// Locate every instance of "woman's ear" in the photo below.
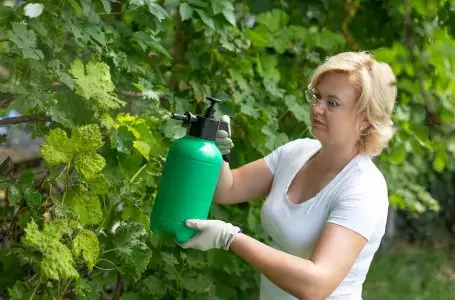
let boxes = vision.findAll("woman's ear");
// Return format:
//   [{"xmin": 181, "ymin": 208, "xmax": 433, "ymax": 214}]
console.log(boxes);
[
  {"xmin": 358, "ymin": 112, "xmax": 371, "ymax": 132},
  {"xmin": 360, "ymin": 119, "xmax": 370, "ymax": 132}
]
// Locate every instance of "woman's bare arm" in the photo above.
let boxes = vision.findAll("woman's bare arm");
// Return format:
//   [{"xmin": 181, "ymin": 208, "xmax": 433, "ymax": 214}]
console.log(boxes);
[{"xmin": 213, "ymin": 158, "xmax": 273, "ymax": 205}]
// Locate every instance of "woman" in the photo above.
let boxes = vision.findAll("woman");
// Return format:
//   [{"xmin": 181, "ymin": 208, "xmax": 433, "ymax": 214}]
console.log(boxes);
[{"xmin": 180, "ymin": 51, "xmax": 397, "ymax": 300}]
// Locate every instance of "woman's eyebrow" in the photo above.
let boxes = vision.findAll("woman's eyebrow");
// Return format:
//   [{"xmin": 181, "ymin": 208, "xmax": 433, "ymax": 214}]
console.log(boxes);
[{"xmin": 327, "ymin": 94, "xmax": 344, "ymax": 103}]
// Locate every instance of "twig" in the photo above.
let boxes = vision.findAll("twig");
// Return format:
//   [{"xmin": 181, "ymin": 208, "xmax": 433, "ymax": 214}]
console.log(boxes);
[{"xmin": 0, "ymin": 115, "xmax": 50, "ymax": 126}]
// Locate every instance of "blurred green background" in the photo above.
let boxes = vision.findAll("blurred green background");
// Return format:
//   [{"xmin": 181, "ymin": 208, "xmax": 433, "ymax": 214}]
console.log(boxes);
[{"xmin": 1, "ymin": 0, "xmax": 455, "ymax": 299}]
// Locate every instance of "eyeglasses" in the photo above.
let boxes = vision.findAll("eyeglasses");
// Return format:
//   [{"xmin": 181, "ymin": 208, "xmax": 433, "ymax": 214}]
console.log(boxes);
[{"xmin": 305, "ymin": 89, "xmax": 344, "ymax": 111}]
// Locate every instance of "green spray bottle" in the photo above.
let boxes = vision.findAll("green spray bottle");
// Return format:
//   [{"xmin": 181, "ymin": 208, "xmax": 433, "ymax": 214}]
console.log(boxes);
[{"xmin": 150, "ymin": 96, "xmax": 231, "ymax": 244}]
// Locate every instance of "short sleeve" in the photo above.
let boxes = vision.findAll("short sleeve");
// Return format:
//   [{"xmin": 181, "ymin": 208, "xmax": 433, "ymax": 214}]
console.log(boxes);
[
  {"xmin": 263, "ymin": 139, "xmax": 311, "ymax": 175},
  {"xmin": 327, "ymin": 182, "xmax": 389, "ymax": 241},
  {"xmin": 263, "ymin": 144, "xmax": 286, "ymax": 175}
]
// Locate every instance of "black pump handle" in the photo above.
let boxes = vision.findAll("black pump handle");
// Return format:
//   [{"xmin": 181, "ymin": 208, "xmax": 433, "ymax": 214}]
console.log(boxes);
[{"xmin": 204, "ymin": 96, "xmax": 223, "ymax": 118}]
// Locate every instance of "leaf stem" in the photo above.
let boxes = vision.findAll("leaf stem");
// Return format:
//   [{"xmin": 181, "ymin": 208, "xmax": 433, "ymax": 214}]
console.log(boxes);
[
  {"xmin": 28, "ymin": 279, "xmax": 40, "ymax": 300},
  {"xmin": 95, "ymin": 258, "xmax": 121, "ymax": 272},
  {"xmin": 58, "ymin": 279, "xmax": 73, "ymax": 300},
  {"xmin": 130, "ymin": 163, "xmax": 147, "ymax": 183},
  {"xmin": 278, "ymin": 109, "xmax": 288, "ymax": 120},
  {"xmin": 102, "ymin": 247, "xmax": 120, "ymax": 254}
]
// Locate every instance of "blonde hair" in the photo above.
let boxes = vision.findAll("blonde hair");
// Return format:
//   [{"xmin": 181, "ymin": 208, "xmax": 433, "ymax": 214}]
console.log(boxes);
[{"xmin": 308, "ymin": 51, "xmax": 397, "ymax": 157}]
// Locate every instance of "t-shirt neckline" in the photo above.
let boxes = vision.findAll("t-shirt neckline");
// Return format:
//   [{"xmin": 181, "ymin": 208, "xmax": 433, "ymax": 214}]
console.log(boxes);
[{"xmin": 284, "ymin": 143, "xmax": 364, "ymax": 208}]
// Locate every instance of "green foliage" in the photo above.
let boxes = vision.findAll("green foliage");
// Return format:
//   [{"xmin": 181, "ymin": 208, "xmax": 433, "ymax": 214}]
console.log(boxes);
[
  {"xmin": 0, "ymin": 0, "xmax": 454, "ymax": 298},
  {"xmin": 364, "ymin": 242, "xmax": 455, "ymax": 300},
  {"xmin": 22, "ymin": 220, "xmax": 79, "ymax": 281}
]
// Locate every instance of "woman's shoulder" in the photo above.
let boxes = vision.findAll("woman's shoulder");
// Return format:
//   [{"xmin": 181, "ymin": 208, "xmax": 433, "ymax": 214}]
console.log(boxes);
[
  {"xmin": 279, "ymin": 137, "xmax": 321, "ymax": 154},
  {"xmin": 338, "ymin": 155, "xmax": 389, "ymax": 204}
]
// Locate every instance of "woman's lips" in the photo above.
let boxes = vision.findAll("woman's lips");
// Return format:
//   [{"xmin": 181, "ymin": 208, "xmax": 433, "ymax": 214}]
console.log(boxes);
[{"xmin": 311, "ymin": 119, "xmax": 326, "ymax": 127}]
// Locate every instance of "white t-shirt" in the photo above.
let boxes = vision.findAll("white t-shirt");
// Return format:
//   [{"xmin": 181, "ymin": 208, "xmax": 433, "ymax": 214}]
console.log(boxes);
[{"xmin": 259, "ymin": 138, "xmax": 389, "ymax": 300}]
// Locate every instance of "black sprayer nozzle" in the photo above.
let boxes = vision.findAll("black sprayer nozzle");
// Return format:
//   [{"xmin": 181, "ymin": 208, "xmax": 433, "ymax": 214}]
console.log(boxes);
[
  {"xmin": 171, "ymin": 112, "xmax": 197, "ymax": 123},
  {"xmin": 204, "ymin": 96, "xmax": 222, "ymax": 119}
]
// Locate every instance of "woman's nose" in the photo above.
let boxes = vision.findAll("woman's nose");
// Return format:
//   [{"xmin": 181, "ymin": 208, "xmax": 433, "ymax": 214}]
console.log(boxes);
[{"xmin": 312, "ymin": 99, "xmax": 326, "ymax": 114}]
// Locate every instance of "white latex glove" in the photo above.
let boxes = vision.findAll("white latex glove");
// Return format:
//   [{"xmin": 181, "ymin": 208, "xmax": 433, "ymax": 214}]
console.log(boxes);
[
  {"xmin": 179, "ymin": 219, "xmax": 241, "ymax": 251},
  {"xmin": 215, "ymin": 115, "xmax": 234, "ymax": 155}
]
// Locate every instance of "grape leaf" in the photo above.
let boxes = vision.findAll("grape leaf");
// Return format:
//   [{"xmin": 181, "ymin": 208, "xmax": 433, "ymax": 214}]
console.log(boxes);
[
  {"xmin": 69, "ymin": 59, "xmax": 125, "ymax": 111},
  {"xmin": 284, "ymin": 95, "xmax": 310, "ymax": 125},
  {"xmin": 47, "ymin": 91, "xmax": 93, "ymax": 128},
  {"xmin": 41, "ymin": 124, "xmax": 106, "ymax": 180},
  {"xmin": 133, "ymin": 141, "xmax": 150, "ymax": 160},
  {"xmin": 110, "ymin": 125, "xmax": 135, "ymax": 154},
  {"xmin": 141, "ymin": 275, "xmax": 166, "ymax": 297},
  {"xmin": 72, "ymin": 229, "xmax": 100, "ymax": 272},
  {"xmin": 7, "ymin": 281, "xmax": 32, "ymax": 300},
  {"xmin": 74, "ymin": 152, "xmax": 106, "ymax": 180},
  {"xmin": 73, "ymin": 278, "xmax": 93, "ymax": 297},
  {"xmin": 65, "ymin": 184, "xmax": 103, "ymax": 225},
  {"xmin": 87, "ymin": 174, "xmax": 111, "ymax": 195},
  {"xmin": 22, "ymin": 187, "xmax": 44, "ymax": 207},
  {"xmin": 72, "ymin": 124, "xmax": 104, "ymax": 152},
  {"xmin": 40, "ymin": 128, "xmax": 73, "ymax": 167},
  {"xmin": 21, "ymin": 220, "xmax": 79, "ymax": 281},
  {"xmin": 7, "ymin": 185, "xmax": 22, "ymax": 205},
  {"xmin": 111, "ymin": 222, "xmax": 153, "ymax": 281},
  {"xmin": 7, "ymin": 22, "xmax": 44, "ymax": 60}
]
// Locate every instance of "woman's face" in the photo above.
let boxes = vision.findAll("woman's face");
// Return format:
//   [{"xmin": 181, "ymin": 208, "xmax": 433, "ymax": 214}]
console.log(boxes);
[{"xmin": 308, "ymin": 72, "xmax": 366, "ymax": 149}]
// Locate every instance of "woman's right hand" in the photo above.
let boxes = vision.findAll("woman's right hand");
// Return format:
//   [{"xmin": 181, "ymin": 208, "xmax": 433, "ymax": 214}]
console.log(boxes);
[{"xmin": 216, "ymin": 115, "xmax": 234, "ymax": 155}]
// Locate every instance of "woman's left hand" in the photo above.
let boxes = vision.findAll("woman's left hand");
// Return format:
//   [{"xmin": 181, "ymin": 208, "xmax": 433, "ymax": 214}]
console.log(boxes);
[{"xmin": 179, "ymin": 219, "xmax": 241, "ymax": 251}]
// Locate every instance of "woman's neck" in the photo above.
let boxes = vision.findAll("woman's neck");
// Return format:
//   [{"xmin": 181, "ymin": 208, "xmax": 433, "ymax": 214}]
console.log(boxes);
[{"xmin": 313, "ymin": 142, "xmax": 359, "ymax": 173}]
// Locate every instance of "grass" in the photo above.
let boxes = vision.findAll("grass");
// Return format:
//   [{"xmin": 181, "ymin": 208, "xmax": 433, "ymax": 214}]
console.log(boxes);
[{"xmin": 363, "ymin": 239, "xmax": 455, "ymax": 300}]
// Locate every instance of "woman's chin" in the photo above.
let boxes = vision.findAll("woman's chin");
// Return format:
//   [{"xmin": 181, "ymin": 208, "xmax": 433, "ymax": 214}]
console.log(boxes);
[{"xmin": 310, "ymin": 126, "xmax": 325, "ymax": 137}]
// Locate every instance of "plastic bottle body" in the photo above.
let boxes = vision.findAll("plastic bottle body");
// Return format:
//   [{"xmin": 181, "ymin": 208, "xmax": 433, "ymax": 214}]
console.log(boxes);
[{"xmin": 150, "ymin": 135, "xmax": 223, "ymax": 244}]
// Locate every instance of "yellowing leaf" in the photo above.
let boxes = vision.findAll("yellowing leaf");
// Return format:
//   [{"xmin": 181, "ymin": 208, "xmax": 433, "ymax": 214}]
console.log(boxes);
[
  {"xmin": 72, "ymin": 229, "xmax": 100, "ymax": 272},
  {"xmin": 21, "ymin": 220, "xmax": 79, "ymax": 281},
  {"xmin": 72, "ymin": 124, "xmax": 104, "ymax": 152},
  {"xmin": 69, "ymin": 59, "xmax": 125, "ymax": 111},
  {"xmin": 40, "ymin": 128, "xmax": 73, "ymax": 167},
  {"xmin": 41, "ymin": 125, "xmax": 106, "ymax": 180},
  {"xmin": 133, "ymin": 140, "xmax": 150, "ymax": 160},
  {"xmin": 65, "ymin": 185, "xmax": 103, "ymax": 225},
  {"xmin": 74, "ymin": 152, "xmax": 106, "ymax": 180}
]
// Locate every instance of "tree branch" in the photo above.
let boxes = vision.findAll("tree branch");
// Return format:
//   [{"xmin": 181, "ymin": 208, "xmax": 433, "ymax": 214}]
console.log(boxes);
[{"xmin": 0, "ymin": 116, "xmax": 50, "ymax": 126}]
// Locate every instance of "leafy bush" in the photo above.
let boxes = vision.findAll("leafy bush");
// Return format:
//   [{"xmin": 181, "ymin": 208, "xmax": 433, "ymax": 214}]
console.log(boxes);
[{"xmin": 0, "ymin": 0, "xmax": 454, "ymax": 298}]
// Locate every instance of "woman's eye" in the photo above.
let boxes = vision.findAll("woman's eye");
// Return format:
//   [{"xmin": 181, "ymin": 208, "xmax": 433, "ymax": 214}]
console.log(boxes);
[{"xmin": 328, "ymin": 100, "xmax": 339, "ymax": 108}]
